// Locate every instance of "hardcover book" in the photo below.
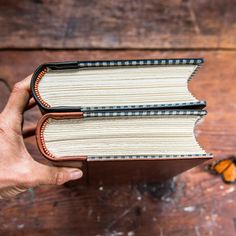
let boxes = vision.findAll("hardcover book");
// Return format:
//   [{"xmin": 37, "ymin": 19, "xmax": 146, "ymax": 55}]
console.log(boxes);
[
  {"xmin": 31, "ymin": 58, "xmax": 206, "ymax": 112},
  {"xmin": 31, "ymin": 59, "xmax": 212, "ymax": 185}
]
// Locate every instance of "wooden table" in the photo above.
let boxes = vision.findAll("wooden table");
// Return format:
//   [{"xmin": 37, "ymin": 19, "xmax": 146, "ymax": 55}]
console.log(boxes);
[{"xmin": 0, "ymin": 1, "xmax": 236, "ymax": 235}]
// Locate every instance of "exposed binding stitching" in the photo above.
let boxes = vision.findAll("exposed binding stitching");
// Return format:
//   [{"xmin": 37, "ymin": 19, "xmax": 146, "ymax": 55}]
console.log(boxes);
[
  {"xmin": 87, "ymin": 153, "xmax": 212, "ymax": 161},
  {"xmin": 40, "ymin": 119, "xmax": 55, "ymax": 158},
  {"xmin": 34, "ymin": 68, "xmax": 51, "ymax": 108},
  {"xmin": 83, "ymin": 110, "xmax": 207, "ymax": 118},
  {"xmin": 78, "ymin": 58, "xmax": 203, "ymax": 67},
  {"xmin": 81, "ymin": 101, "xmax": 206, "ymax": 111}
]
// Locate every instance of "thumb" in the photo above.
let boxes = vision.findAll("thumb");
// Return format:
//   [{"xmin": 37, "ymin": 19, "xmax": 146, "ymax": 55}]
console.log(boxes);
[{"xmin": 32, "ymin": 163, "xmax": 83, "ymax": 186}]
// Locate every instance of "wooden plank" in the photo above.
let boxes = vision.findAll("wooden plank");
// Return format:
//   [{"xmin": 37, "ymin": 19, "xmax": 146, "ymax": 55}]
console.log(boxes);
[
  {"xmin": 0, "ymin": 0, "xmax": 235, "ymax": 49},
  {"xmin": 0, "ymin": 162, "xmax": 235, "ymax": 236},
  {"xmin": 0, "ymin": 50, "xmax": 235, "ymax": 235}
]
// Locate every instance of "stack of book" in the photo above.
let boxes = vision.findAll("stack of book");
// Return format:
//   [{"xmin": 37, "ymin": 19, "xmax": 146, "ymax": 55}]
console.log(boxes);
[{"xmin": 31, "ymin": 59, "xmax": 212, "ymax": 184}]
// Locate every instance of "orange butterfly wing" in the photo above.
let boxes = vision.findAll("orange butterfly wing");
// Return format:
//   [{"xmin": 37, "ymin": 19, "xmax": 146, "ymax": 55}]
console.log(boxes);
[
  {"xmin": 222, "ymin": 163, "xmax": 236, "ymax": 183},
  {"xmin": 210, "ymin": 157, "xmax": 236, "ymax": 184},
  {"xmin": 213, "ymin": 159, "xmax": 232, "ymax": 174}
]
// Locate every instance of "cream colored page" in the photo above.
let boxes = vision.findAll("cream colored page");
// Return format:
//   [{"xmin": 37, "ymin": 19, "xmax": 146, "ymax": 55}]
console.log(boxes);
[
  {"xmin": 38, "ymin": 65, "xmax": 198, "ymax": 107},
  {"xmin": 43, "ymin": 116, "xmax": 205, "ymax": 157}
]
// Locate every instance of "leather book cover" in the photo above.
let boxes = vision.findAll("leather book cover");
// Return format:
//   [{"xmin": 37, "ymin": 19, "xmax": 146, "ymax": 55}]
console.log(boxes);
[
  {"xmin": 36, "ymin": 110, "xmax": 212, "ymax": 185},
  {"xmin": 31, "ymin": 58, "xmax": 206, "ymax": 113}
]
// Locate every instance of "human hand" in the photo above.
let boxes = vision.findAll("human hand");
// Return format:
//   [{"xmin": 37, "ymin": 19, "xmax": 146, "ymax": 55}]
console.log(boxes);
[{"xmin": 0, "ymin": 75, "xmax": 83, "ymax": 199}]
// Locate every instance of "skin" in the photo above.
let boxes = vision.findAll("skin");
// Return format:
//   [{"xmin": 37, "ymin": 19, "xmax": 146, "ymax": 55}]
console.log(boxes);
[{"xmin": 0, "ymin": 75, "xmax": 83, "ymax": 199}]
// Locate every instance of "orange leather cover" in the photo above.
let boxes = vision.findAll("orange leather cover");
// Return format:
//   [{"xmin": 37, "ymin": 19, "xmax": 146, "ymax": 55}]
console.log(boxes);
[{"xmin": 36, "ymin": 112, "xmax": 211, "ymax": 185}]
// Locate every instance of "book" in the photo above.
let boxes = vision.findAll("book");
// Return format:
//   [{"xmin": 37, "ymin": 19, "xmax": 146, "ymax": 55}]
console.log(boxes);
[
  {"xmin": 35, "ymin": 110, "xmax": 211, "ymax": 184},
  {"xmin": 37, "ymin": 110, "xmax": 209, "ymax": 160},
  {"xmin": 31, "ymin": 59, "xmax": 206, "ymax": 112},
  {"xmin": 32, "ymin": 59, "xmax": 212, "ymax": 185}
]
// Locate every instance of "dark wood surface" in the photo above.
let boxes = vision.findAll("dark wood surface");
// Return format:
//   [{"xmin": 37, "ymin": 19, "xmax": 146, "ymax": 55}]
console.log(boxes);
[
  {"xmin": 0, "ymin": 50, "xmax": 236, "ymax": 236},
  {"xmin": 0, "ymin": 1, "xmax": 236, "ymax": 235},
  {"xmin": 0, "ymin": 0, "xmax": 235, "ymax": 49}
]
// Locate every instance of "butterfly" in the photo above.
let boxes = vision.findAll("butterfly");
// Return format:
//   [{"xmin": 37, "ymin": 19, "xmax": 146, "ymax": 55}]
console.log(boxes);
[{"xmin": 210, "ymin": 156, "xmax": 236, "ymax": 183}]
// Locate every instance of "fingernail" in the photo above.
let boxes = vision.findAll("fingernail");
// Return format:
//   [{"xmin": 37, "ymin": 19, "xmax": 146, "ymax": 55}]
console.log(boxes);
[{"xmin": 68, "ymin": 169, "xmax": 83, "ymax": 180}]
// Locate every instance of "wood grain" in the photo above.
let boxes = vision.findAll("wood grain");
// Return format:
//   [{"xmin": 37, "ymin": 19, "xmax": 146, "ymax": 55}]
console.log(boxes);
[
  {"xmin": 0, "ymin": 50, "xmax": 236, "ymax": 235},
  {"xmin": 0, "ymin": 160, "xmax": 235, "ymax": 236},
  {"xmin": 0, "ymin": 0, "xmax": 235, "ymax": 49},
  {"xmin": 1, "ymin": 0, "xmax": 236, "ymax": 235}
]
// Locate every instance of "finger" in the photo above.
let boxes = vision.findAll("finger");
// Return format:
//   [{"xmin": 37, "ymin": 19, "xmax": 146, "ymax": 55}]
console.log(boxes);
[
  {"xmin": 23, "ymin": 124, "xmax": 36, "ymax": 138},
  {"xmin": 0, "ymin": 186, "xmax": 27, "ymax": 199},
  {"xmin": 3, "ymin": 75, "xmax": 32, "ymax": 116},
  {"xmin": 25, "ymin": 97, "xmax": 37, "ymax": 111},
  {"xmin": 31, "ymin": 162, "xmax": 83, "ymax": 186}
]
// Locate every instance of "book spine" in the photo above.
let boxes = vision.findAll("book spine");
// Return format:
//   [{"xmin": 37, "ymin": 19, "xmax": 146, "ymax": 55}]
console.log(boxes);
[{"xmin": 36, "ymin": 112, "xmax": 86, "ymax": 161}]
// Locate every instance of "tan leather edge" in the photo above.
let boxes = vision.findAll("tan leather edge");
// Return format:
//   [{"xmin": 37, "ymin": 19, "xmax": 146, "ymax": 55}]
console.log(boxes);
[
  {"xmin": 36, "ymin": 112, "xmax": 87, "ymax": 162},
  {"xmin": 87, "ymin": 156, "xmax": 213, "ymax": 162}
]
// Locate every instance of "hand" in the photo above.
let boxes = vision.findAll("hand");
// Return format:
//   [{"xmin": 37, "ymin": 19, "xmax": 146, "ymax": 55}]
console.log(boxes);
[{"xmin": 0, "ymin": 75, "xmax": 83, "ymax": 199}]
